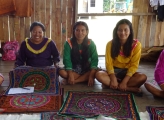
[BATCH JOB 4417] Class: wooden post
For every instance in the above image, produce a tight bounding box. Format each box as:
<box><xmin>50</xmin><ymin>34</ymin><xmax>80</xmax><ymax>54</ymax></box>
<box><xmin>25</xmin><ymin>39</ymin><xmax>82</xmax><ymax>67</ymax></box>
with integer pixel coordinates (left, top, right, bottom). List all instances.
<box><xmin>14</xmin><ymin>17</ymin><xmax>21</xmax><ymax>43</ymax></box>
<box><xmin>51</xmin><ymin>0</ymin><xmax>57</xmax><ymax>41</ymax></box>
<box><xmin>25</xmin><ymin>17</ymin><xmax>31</xmax><ymax>38</ymax></box>
<box><xmin>154</xmin><ymin>22</ymin><xmax>162</xmax><ymax>46</ymax></box>
<box><xmin>20</xmin><ymin>17</ymin><xmax>25</xmax><ymax>41</ymax></box>
<box><xmin>160</xmin><ymin>22</ymin><xmax>164</xmax><ymax>46</ymax></box>
<box><xmin>56</xmin><ymin>0</ymin><xmax>62</xmax><ymax>54</ymax></box>
<box><xmin>35</xmin><ymin>0</ymin><xmax>40</xmax><ymax>21</ymax></box>
<box><xmin>0</xmin><ymin>16</ymin><xmax>4</xmax><ymax>41</ymax></box>
<box><xmin>61</xmin><ymin>0</ymin><xmax>67</xmax><ymax>55</ymax></box>
<box><xmin>40</xmin><ymin>0</ymin><xmax>46</xmax><ymax>28</ymax></box>
<box><xmin>3</xmin><ymin>16</ymin><xmax>9</xmax><ymax>41</ymax></box>
<box><xmin>45</xmin><ymin>0</ymin><xmax>51</xmax><ymax>37</ymax></box>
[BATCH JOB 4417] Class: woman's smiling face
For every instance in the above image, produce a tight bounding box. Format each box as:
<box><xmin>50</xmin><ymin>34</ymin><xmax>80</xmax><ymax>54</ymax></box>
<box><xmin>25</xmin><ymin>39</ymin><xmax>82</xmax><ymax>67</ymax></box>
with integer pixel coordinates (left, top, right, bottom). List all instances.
<box><xmin>31</xmin><ymin>26</ymin><xmax>44</xmax><ymax>44</ymax></box>
<box><xmin>117</xmin><ymin>23</ymin><xmax>130</xmax><ymax>44</ymax></box>
<box><xmin>74</xmin><ymin>25</ymin><xmax>88</xmax><ymax>44</ymax></box>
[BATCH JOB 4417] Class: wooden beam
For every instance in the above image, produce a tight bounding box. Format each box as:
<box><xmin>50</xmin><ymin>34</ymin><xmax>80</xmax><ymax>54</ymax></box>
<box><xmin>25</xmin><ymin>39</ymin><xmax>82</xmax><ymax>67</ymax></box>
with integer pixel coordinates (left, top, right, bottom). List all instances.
<box><xmin>61</xmin><ymin>0</ymin><xmax>67</xmax><ymax>55</ymax></box>
<box><xmin>149</xmin><ymin>15</ymin><xmax>156</xmax><ymax>47</ymax></box>
<box><xmin>145</xmin><ymin>15</ymin><xmax>152</xmax><ymax>47</ymax></box>
<box><xmin>74</xmin><ymin>0</ymin><xmax>78</xmax><ymax>23</ymax></box>
<box><xmin>20</xmin><ymin>17</ymin><xmax>25</xmax><ymax>41</ymax></box>
<box><xmin>9</xmin><ymin>16</ymin><xmax>15</xmax><ymax>40</ymax></box>
<box><xmin>160</xmin><ymin>22</ymin><xmax>164</xmax><ymax>46</ymax></box>
<box><xmin>77</xmin><ymin>13</ymin><xmax>156</xmax><ymax>17</ymax></box>
<box><xmin>154</xmin><ymin>22</ymin><xmax>162</xmax><ymax>46</ymax></box>
<box><xmin>45</xmin><ymin>0</ymin><xmax>51</xmax><ymax>37</ymax></box>
<box><xmin>40</xmin><ymin>0</ymin><xmax>46</xmax><ymax>27</ymax></box>
<box><xmin>25</xmin><ymin>17</ymin><xmax>31</xmax><ymax>38</ymax></box>
<box><xmin>14</xmin><ymin>17</ymin><xmax>21</xmax><ymax>42</ymax></box>
<box><xmin>56</xmin><ymin>0</ymin><xmax>62</xmax><ymax>54</ymax></box>
<box><xmin>0</xmin><ymin>16</ymin><xmax>4</xmax><ymax>41</ymax></box>
<box><xmin>3</xmin><ymin>16</ymin><xmax>9</xmax><ymax>41</ymax></box>
<box><xmin>51</xmin><ymin>0</ymin><xmax>56</xmax><ymax>41</ymax></box>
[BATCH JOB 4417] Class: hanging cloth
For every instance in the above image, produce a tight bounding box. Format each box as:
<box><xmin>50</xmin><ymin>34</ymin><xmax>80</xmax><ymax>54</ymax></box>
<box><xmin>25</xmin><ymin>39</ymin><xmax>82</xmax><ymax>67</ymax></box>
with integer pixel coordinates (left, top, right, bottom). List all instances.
<box><xmin>14</xmin><ymin>0</ymin><xmax>33</xmax><ymax>17</ymax></box>
<box><xmin>0</xmin><ymin>0</ymin><xmax>16</xmax><ymax>15</ymax></box>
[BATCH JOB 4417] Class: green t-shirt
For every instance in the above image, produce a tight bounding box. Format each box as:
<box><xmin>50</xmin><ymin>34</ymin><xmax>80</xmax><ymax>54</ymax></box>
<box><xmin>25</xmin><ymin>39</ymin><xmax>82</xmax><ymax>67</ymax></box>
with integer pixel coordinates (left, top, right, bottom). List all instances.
<box><xmin>63</xmin><ymin>39</ymin><xmax>98</xmax><ymax>70</ymax></box>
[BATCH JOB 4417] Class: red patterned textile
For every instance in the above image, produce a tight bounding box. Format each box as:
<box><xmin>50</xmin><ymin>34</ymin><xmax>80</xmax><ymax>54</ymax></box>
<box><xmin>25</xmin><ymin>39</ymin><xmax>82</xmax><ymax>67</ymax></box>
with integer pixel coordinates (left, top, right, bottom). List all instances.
<box><xmin>0</xmin><ymin>93</ymin><xmax>63</xmax><ymax>113</ymax></box>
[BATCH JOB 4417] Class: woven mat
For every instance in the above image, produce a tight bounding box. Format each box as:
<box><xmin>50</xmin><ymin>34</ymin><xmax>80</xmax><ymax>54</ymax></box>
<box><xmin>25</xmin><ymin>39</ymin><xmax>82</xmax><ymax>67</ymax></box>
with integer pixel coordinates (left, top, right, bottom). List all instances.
<box><xmin>146</xmin><ymin>106</ymin><xmax>164</xmax><ymax>120</ymax></box>
<box><xmin>4</xmin><ymin>66</ymin><xmax>59</xmax><ymax>95</ymax></box>
<box><xmin>58</xmin><ymin>91</ymin><xmax>140</xmax><ymax>120</ymax></box>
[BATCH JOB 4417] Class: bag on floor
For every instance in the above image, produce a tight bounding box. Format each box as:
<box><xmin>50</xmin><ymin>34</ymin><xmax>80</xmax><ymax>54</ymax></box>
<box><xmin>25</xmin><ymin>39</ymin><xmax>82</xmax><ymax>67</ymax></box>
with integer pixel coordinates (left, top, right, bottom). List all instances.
<box><xmin>2</xmin><ymin>41</ymin><xmax>19</xmax><ymax>61</ymax></box>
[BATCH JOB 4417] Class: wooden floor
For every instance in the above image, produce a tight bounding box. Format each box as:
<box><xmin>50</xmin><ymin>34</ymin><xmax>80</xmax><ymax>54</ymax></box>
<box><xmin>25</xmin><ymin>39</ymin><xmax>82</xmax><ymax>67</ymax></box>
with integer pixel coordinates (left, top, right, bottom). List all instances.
<box><xmin>0</xmin><ymin>57</ymin><xmax>163</xmax><ymax>113</ymax></box>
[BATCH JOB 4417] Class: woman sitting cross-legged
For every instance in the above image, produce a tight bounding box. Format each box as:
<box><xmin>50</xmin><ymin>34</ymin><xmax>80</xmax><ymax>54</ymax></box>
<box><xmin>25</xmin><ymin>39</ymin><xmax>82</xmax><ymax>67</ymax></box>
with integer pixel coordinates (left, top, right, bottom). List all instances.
<box><xmin>59</xmin><ymin>21</ymin><xmax>98</xmax><ymax>86</ymax></box>
<box><xmin>95</xmin><ymin>19</ymin><xmax>147</xmax><ymax>96</ymax></box>
<box><xmin>145</xmin><ymin>50</ymin><xmax>164</xmax><ymax>98</ymax></box>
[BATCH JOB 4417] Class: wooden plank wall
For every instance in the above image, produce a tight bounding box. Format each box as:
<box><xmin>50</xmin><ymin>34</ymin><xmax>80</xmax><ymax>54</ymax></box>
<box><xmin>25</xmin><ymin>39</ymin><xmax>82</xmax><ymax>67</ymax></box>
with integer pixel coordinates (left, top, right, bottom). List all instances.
<box><xmin>1</xmin><ymin>0</ymin><xmax>164</xmax><ymax>51</ymax></box>
<box><xmin>132</xmin><ymin>0</ymin><xmax>164</xmax><ymax>48</ymax></box>
<box><xmin>0</xmin><ymin>0</ymin><xmax>75</xmax><ymax>55</ymax></box>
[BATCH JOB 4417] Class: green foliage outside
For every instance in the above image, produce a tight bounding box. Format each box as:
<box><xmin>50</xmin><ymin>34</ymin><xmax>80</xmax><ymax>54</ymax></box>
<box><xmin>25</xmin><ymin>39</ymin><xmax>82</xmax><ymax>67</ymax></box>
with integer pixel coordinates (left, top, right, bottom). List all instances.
<box><xmin>103</xmin><ymin>0</ymin><xmax>111</xmax><ymax>12</ymax></box>
<box><xmin>103</xmin><ymin>0</ymin><xmax>132</xmax><ymax>13</ymax></box>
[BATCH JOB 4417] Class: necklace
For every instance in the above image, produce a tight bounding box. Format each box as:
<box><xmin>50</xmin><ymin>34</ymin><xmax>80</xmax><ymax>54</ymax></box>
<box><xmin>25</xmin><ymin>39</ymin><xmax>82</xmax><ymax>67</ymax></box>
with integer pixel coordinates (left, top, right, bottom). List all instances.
<box><xmin>25</xmin><ymin>38</ymin><xmax>51</xmax><ymax>54</ymax></box>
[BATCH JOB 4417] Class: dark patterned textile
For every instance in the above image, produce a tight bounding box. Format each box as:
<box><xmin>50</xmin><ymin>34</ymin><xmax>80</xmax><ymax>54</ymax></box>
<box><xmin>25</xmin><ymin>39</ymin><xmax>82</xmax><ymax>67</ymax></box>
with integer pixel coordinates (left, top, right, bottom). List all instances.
<box><xmin>4</xmin><ymin>66</ymin><xmax>59</xmax><ymax>95</ymax></box>
<box><xmin>146</xmin><ymin>106</ymin><xmax>164</xmax><ymax>120</ymax></box>
<box><xmin>58</xmin><ymin>91</ymin><xmax>140</xmax><ymax>120</ymax></box>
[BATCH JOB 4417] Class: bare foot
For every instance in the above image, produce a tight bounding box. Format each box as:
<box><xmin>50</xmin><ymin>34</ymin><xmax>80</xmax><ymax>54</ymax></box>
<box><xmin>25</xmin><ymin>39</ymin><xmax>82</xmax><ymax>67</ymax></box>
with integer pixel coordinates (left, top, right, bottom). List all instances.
<box><xmin>126</xmin><ymin>87</ymin><xmax>141</xmax><ymax>93</ymax></box>
<box><xmin>126</xmin><ymin>87</ymin><xmax>143</xmax><ymax>97</ymax></box>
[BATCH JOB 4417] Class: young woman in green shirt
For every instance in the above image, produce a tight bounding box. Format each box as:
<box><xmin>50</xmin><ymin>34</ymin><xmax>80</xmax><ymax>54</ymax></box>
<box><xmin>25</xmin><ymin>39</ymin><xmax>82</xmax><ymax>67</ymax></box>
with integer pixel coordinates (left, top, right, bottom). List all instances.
<box><xmin>59</xmin><ymin>21</ymin><xmax>98</xmax><ymax>86</ymax></box>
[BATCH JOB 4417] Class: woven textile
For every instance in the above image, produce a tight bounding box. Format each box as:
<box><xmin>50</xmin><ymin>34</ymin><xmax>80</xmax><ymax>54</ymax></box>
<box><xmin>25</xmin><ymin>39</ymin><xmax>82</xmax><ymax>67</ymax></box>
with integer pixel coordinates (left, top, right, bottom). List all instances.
<box><xmin>5</xmin><ymin>66</ymin><xmax>59</xmax><ymax>94</ymax></box>
<box><xmin>0</xmin><ymin>94</ymin><xmax>63</xmax><ymax>113</ymax></box>
<box><xmin>41</xmin><ymin>112</ymin><xmax>85</xmax><ymax>120</ymax></box>
<box><xmin>146</xmin><ymin>106</ymin><xmax>164</xmax><ymax>120</ymax></box>
<box><xmin>59</xmin><ymin>91</ymin><xmax>140</xmax><ymax>120</ymax></box>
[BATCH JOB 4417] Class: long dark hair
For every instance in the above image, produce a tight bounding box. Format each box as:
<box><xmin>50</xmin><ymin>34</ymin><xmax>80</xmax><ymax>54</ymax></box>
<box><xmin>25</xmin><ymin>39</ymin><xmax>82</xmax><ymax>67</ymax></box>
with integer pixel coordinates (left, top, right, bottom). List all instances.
<box><xmin>111</xmin><ymin>19</ymin><xmax>134</xmax><ymax>59</ymax></box>
<box><xmin>71</xmin><ymin>21</ymin><xmax>89</xmax><ymax>70</ymax></box>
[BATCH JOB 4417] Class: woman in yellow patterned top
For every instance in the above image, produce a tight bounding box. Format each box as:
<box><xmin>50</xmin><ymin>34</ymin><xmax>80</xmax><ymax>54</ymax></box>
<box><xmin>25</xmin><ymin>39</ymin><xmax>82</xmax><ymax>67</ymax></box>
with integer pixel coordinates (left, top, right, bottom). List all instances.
<box><xmin>15</xmin><ymin>21</ymin><xmax>60</xmax><ymax>67</ymax></box>
<box><xmin>96</xmin><ymin>19</ymin><xmax>147</xmax><ymax>96</ymax></box>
